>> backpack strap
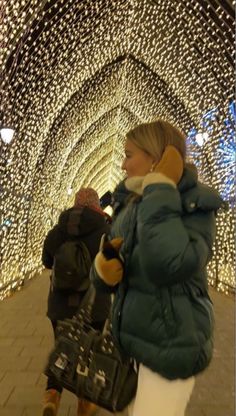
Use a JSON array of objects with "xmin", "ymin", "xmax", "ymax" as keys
[{"xmin": 66, "ymin": 207, "xmax": 83, "ymax": 236}]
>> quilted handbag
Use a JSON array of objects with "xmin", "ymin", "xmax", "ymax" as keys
[{"xmin": 44, "ymin": 286, "xmax": 138, "ymax": 412}]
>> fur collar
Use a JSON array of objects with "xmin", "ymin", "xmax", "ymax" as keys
[
  {"xmin": 125, "ymin": 166, "xmax": 199, "ymax": 196},
  {"xmin": 125, "ymin": 176, "xmax": 144, "ymax": 195},
  {"xmin": 123, "ymin": 167, "xmax": 223, "ymax": 213}
]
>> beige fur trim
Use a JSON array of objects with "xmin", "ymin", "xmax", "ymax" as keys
[
  {"xmin": 125, "ymin": 173, "xmax": 176, "ymax": 195},
  {"xmin": 142, "ymin": 173, "xmax": 176, "ymax": 190},
  {"xmin": 125, "ymin": 176, "xmax": 144, "ymax": 195}
]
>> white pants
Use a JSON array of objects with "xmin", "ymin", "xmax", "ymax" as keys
[{"xmin": 127, "ymin": 364, "xmax": 195, "ymax": 416}]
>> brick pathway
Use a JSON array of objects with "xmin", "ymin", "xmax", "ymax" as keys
[{"xmin": 0, "ymin": 270, "xmax": 234, "ymax": 416}]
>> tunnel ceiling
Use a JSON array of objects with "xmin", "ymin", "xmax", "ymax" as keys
[
  {"xmin": 0, "ymin": 0, "xmax": 235, "ymax": 295},
  {"xmin": 1, "ymin": 0, "xmax": 234, "ymax": 197}
]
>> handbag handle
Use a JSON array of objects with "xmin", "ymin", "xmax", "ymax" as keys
[
  {"xmin": 75, "ymin": 284, "xmax": 97, "ymax": 324},
  {"xmin": 74, "ymin": 284, "xmax": 115, "ymax": 350},
  {"xmin": 78, "ymin": 202, "xmax": 138, "ymax": 344},
  {"xmin": 74, "ymin": 201, "xmax": 138, "ymax": 348}
]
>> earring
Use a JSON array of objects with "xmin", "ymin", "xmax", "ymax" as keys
[{"xmin": 149, "ymin": 162, "xmax": 156, "ymax": 172}]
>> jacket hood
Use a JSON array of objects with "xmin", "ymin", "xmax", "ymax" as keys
[
  {"xmin": 178, "ymin": 165, "xmax": 223, "ymax": 212},
  {"xmin": 58, "ymin": 206, "xmax": 107, "ymax": 237}
]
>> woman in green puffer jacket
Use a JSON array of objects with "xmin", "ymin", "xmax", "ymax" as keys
[{"xmin": 91, "ymin": 119, "xmax": 223, "ymax": 416}]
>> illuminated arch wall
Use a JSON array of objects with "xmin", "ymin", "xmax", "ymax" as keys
[{"xmin": 0, "ymin": 0, "xmax": 234, "ymax": 297}]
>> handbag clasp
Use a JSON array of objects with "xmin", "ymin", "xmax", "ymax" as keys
[
  {"xmin": 94, "ymin": 370, "xmax": 106, "ymax": 387},
  {"xmin": 76, "ymin": 363, "xmax": 89, "ymax": 376},
  {"xmin": 55, "ymin": 353, "xmax": 68, "ymax": 370}
]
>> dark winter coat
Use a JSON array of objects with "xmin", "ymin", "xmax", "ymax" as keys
[
  {"xmin": 42, "ymin": 206, "xmax": 111, "ymax": 322},
  {"xmin": 91, "ymin": 167, "xmax": 223, "ymax": 380}
]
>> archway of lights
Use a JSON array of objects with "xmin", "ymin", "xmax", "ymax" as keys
[{"xmin": 0, "ymin": 0, "xmax": 235, "ymax": 298}]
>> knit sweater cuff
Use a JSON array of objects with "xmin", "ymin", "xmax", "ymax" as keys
[{"xmin": 142, "ymin": 173, "xmax": 176, "ymax": 191}]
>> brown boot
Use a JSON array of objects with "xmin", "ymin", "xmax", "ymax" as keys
[
  {"xmin": 42, "ymin": 389, "xmax": 61, "ymax": 416},
  {"xmin": 77, "ymin": 398, "xmax": 98, "ymax": 416}
]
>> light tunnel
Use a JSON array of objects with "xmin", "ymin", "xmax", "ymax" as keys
[{"xmin": 0, "ymin": 0, "xmax": 235, "ymax": 297}]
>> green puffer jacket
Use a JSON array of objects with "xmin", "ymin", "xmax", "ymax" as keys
[{"xmin": 91, "ymin": 167, "xmax": 223, "ymax": 380}]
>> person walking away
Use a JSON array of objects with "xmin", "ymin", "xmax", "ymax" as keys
[{"xmin": 42, "ymin": 187, "xmax": 111, "ymax": 416}]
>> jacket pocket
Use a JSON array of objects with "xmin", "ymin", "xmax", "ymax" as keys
[
  {"xmin": 182, "ymin": 284, "xmax": 214, "ymax": 339},
  {"xmin": 160, "ymin": 287, "xmax": 177, "ymax": 337}
]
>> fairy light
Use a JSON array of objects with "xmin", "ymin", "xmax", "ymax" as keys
[
  {"xmin": 0, "ymin": 0, "xmax": 234, "ymax": 298},
  {"xmin": 195, "ymin": 132, "xmax": 209, "ymax": 147},
  {"xmin": 0, "ymin": 128, "xmax": 15, "ymax": 144}
]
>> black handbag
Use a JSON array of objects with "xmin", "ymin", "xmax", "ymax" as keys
[{"xmin": 44, "ymin": 285, "xmax": 138, "ymax": 412}]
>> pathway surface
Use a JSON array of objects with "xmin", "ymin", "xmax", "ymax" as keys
[{"xmin": 0, "ymin": 270, "xmax": 234, "ymax": 416}]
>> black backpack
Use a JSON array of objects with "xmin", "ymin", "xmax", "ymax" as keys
[{"xmin": 52, "ymin": 240, "xmax": 92, "ymax": 291}]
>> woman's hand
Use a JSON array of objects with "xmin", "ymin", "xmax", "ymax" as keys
[
  {"xmin": 153, "ymin": 145, "xmax": 184, "ymax": 184},
  {"xmin": 142, "ymin": 145, "xmax": 184, "ymax": 190},
  {"xmin": 94, "ymin": 235, "xmax": 124, "ymax": 286}
]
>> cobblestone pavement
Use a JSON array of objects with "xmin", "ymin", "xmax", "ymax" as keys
[{"xmin": 0, "ymin": 270, "xmax": 234, "ymax": 416}]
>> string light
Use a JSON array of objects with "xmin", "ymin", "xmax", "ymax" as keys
[
  {"xmin": 0, "ymin": 127, "xmax": 15, "ymax": 144},
  {"xmin": 0, "ymin": 0, "xmax": 234, "ymax": 298},
  {"xmin": 195, "ymin": 132, "xmax": 209, "ymax": 147}
]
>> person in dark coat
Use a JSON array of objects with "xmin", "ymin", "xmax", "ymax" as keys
[
  {"xmin": 91, "ymin": 120, "xmax": 223, "ymax": 416},
  {"xmin": 42, "ymin": 187, "xmax": 111, "ymax": 416}
]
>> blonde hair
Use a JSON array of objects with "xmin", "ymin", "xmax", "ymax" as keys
[{"xmin": 126, "ymin": 119, "xmax": 186, "ymax": 162}]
